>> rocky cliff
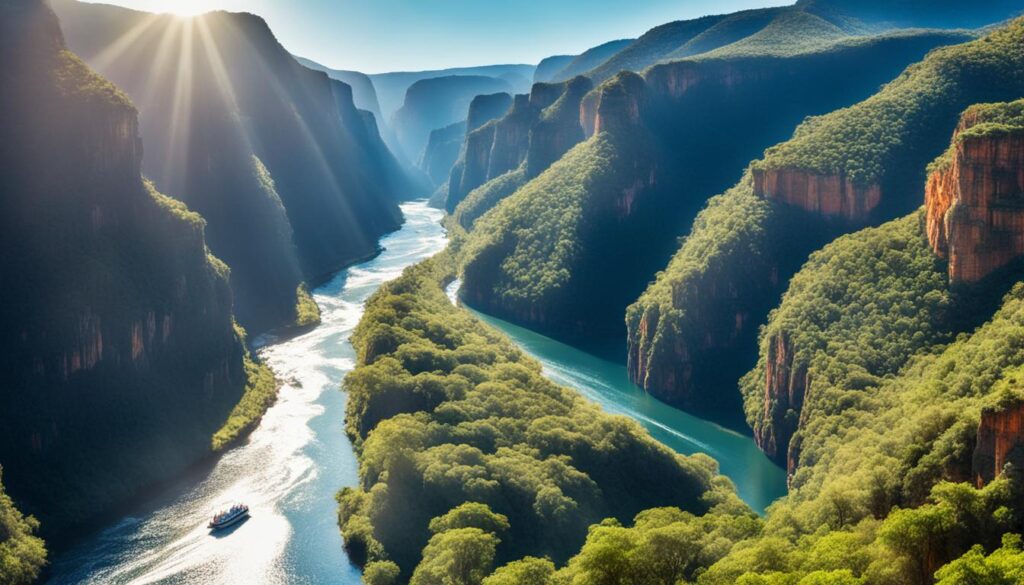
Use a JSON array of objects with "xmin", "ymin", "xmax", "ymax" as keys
[
  {"xmin": 0, "ymin": 0, "xmax": 252, "ymax": 539},
  {"xmin": 753, "ymin": 168, "xmax": 882, "ymax": 221},
  {"xmin": 926, "ymin": 101, "xmax": 1024, "ymax": 283},
  {"xmin": 445, "ymin": 78, "xmax": 593, "ymax": 212},
  {"xmin": 627, "ymin": 23, "xmax": 1024, "ymax": 417},
  {"xmin": 973, "ymin": 392, "xmax": 1024, "ymax": 486},
  {"xmin": 54, "ymin": 0, "xmax": 409, "ymax": 334},
  {"xmin": 391, "ymin": 74, "xmax": 513, "ymax": 162},
  {"xmin": 421, "ymin": 121, "xmax": 467, "ymax": 185}
]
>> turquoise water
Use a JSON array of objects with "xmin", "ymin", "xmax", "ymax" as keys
[
  {"xmin": 454, "ymin": 287, "xmax": 787, "ymax": 514},
  {"xmin": 48, "ymin": 204, "xmax": 783, "ymax": 584}
]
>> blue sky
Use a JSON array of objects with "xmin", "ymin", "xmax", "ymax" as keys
[{"xmin": 91, "ymin": 0, "xmax": 792, "ymax": 73}]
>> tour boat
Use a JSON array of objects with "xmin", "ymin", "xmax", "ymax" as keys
[{"xmin": 208, "ymin": 504, "xmax": 249, "ymax": 531}]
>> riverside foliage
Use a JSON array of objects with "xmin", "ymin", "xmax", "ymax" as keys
[{"xmin": 338, "ymin": 253, "xmax": 745, "ymax": 578}]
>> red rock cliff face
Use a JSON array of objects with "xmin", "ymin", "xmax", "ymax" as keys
[
  {"xmin": 581, "ymin": 72, "xmax": 645, "ymax": 138},
  {"xmin": 756, "ymin": 332, "xmax": 810, "ymax": 471},
  {"xmin": 753, "ymin": 168, "xmax": 881, "ymax": 221},
  {"xmin": 925, "ymin": 130, "xmax": 1024, "ymax": 283},
  {"xmin": 973, "ymin": 398, "xmax": 1024, "ymax": 486}
]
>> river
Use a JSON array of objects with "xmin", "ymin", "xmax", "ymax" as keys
[
  {"xmin": 49, "ymin": 201, "xmax": 784, "ymax": 584},
  {"xmin": 453, "ymin": 287, "xmax": 787, "ymax": 514},
  {"xmin": 48, "ymin": 202, "xmax": 447, "ymax": 585}
]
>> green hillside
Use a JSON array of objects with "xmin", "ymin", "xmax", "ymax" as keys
[
  {"xmin": 629, "ymin": 19, "xmax": 1024, "ymax": 416},
  {"xmin": 460, "ymin": 25, "xmax": 973, "ymax": 346}
]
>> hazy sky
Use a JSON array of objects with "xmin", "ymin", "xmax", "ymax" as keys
[{"xmin": 88, "ymin": 0, "xmax": 793, "ymax": 73}]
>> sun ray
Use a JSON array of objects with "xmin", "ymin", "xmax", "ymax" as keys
[
  {"xmin": 216, "ymin": 15, "xmax": 373, "ymax": 245},
  {"xmin": 87, "ymin": 12, "xmax": 163, "ymax": 72},
  {"xmin": 163, "ymin": 18, "xmax": 195, "ymax": 194}
]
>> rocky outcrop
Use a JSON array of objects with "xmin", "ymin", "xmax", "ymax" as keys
[
  {"xmin": 467, "ymin": 92, "xmax": 513, "ymax": 132},
  {"xmin": 973, "ymin": 395, "xmax": 1024, "ymax": 486},
  {"xmin": 925, "ymin": 109, "xmax": 1024, "ymax": 283},
  {"xmin": 581, "ymin": 72, "xmax": 646, "ymax": 138},
  {"xmin": 627, "ymin": 237, "xmax": 782, "ymax": 417},
  {"xmin": 445, "ymin": 78, "xmax": 593, "ymax": 212},
  {"xmin": 526, "ymin": 76, "xmax": 593, "ymax": 176},
  {"xmin": 421, "ymin": 121, "xmax": 467, "ymax": 185},
  {"xmin": 753, "ymin": 168, "xmax": 881, "ymax": 221},
  {"xmin": 756, "ymin": 333, "xmax": 809, "ymax": 469}
]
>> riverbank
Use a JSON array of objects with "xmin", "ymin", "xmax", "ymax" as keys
[{"xmin": 46, "ymin": 202, "xmax": 447, "ymax": 584}]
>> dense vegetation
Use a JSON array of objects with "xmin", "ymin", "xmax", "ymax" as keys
[
  {"xmin": 452, "ymin": 169, "xmax": 527, "ymax": 230},
  {"xmin": 696, "ymin": 10, "xmax": 849, "ymax": 59},
  {"xmin": 753, "ymin": 19, "xmax": 1024, "ymax": 208},
  {"xmin": 0, "ymin": 469, "xmax": 46, "ymax": 585},
  {"xmin": 461, "ymin": 26, "xmax": 970, "ymax": 344},
  {"xmin": 211, "ymin": 325, "xmax": 279, "ymax": 452},
  {"xmin": 338, "ymin": 253, "xmax": 739, "ymax": 579},
  {"xmin": 741, "ymin": 212, "xmax": 963, "ymax": 464},
  {"xmin": 629, "ymin": 19, "xmax": 1024, "ymax": 414},
  {"xmin": 459, "ymin": 126, "xmax": 658, "ymax": 340},
  {"xmin": 625, "ymin": 180, "xmax": 838, "ymax": 414}
]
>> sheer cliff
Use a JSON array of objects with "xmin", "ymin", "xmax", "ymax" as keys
[
  {"xmin": 53, "ymin": 0, "xmax": 410, "ymax": 334},
  {"xmin": 443, "ymin": 77, "xmax": 593, "ymax": 216},
  {"xmin": 0, "ymin": 0, "xmax": 260, "ymax": 542}
]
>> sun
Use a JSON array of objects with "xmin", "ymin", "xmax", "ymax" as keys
[{"xmin": 154, "ymin": 0, "xmax": 214, "ymax": 17}]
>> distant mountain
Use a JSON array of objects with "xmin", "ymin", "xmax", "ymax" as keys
[
  {"xmin": 391, "ymin": 74, "xmax": 514, "ymax": 163},
  {"xmin": 575, "ymin": 0, "xmax": 1020, "ymax": 84},
  {"xmin": 798, "ymin": 0, "xmax": 1024, "ymax": 28},
  {"xmin": 293, "ymin": 56, "xmax": 384, "ymax": 124},
  {"xmin": 547, "ymin": 39, "xmax": 634, "ymax": 82},
  {"xmin": 419, "ymin": 92, "xmax": 512, "ymax": 186},
  {"xmin": 53, "ymin": 0, "xmax": 414, "ymax": 334},
  {"xmin": 0, "ymin": 0, "xmax": 269, "ymax": 545},
  {"xmin": 534, "ymin": 54, "xmax": 575, "ymax": 82},
  {"xmin": 369, "ymin": 63, "xmax": 534, "ymax": 119}
]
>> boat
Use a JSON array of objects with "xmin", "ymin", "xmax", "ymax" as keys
[{"xmin": 208, "ymin": 503, "xmax": 249, "ymax": 531}]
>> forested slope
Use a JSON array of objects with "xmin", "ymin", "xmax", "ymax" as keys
[
  {"xmin": 459, "ymin": 22, "xmax": 973, "ymax": 346},
  {"xmin": 628, "ymin": 19, "xmax": 1024, "ymax": 417}
]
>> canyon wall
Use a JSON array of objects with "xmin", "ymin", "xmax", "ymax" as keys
[
  {"xmin": 445, "ymin": 77, "xmax": 593, "ymax": 212},
  {"xmin": 54, "ymin": 0, "xmax": 411, "ymax": 334},
  {"xmin": 626, "ymin": 27, "xmax": 1024, "ymax": 418},
  {"xmin": 973, "ymin": 394, "xmax": 1024, "ymax": 486},
  {"xmin": 0, "ymin": 1, "xmax": 249, "ymax": 538},
  {"xmin": 926, "ymin": 105, "xmax": 1024, "ymax": 283}
]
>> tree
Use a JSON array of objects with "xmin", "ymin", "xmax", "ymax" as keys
[
  {"xmin": 364, "ymin": 561, "xmax": 401, "ymax": 585},
  {"xmin": 429, "ymin": 503, "xmax": 510, "ymax": 535},
  {"xmin": 934, "ymin": 535, "xmax": 1024, "ymax": 585},
  {"xmin": 410, "ymin": 527, "xmax": 500, "ymax": 585},
  {"xmin": 482, "ymin": 557, "xmax": 555, "ymax": 585}
]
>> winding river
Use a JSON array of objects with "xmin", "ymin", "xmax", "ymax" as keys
[{"xmin": 49, "ymin": 202, "xmax": 784, "ymax": 584}]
